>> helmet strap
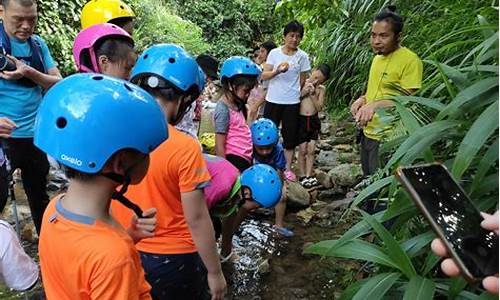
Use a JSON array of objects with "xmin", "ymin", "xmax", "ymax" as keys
[
  {"xmin": 228, "ymin": 83, "xmax": 247, "ymax": 112},
  {"xmin": 102, "ymin": 163, "xmax": 144, "ymax": 217}
]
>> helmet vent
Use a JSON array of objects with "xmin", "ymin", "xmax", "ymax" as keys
[
  {"xmin": 56, "ymin": 117, "xmax": 67, "ymax": 129},
  {"xmin": 120, "ymin": 5, "xmax": 125, "ymax": 9},
  {"xmin": 124, "ymin": 83, "xmax": 133, "ymax": 92},
  {"xmin": 169, "ymin": 58, "xmax": 176, "ymax": 64},
  {"xmin": 92, "ymin": 75, "xmax": 103, "ymax": 81},
  {"xmin": 88, "ymin": 162, "xmax": 96, "ymax": 168},
  {"xmin": 271, "ymin": 180, "xmax": 275, "ymax": 184},
  {"xmin": 144, "ymin": 54, "xmax": 149, "ymax": 59}
]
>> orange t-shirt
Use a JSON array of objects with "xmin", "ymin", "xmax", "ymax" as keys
[
  {"xmin": 112, "ymin": 125, "xmax": 211, "ymax": 254},
  {"xmin": 39, "ymin": 196, "xmax": 151, "ymax": 300}
]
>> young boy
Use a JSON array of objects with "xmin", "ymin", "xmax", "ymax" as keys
[
  {"xmin": 297, "ymin": 64, "xmax": 330, "ymax": 188},
  {"xmin": 250, "ymin": 118, "xmax": 293, "ymax": 237},
  {"xmin": 203, "ymin": 154, "xmax": 282, "ymax": 261},
  {"xmin": 35, "ymin": 73, "xmax": 168, "ymax": 299},
  {"xmin": 110, "ymin": 44, "xmax": 227, "ymax": 300}
]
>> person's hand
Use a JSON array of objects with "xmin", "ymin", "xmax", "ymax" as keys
[
  {"xmin": 0, "ymin": 55, "xmax": 29, "ymax": 81},
  {"xmin": 207, "ymin": 271, "xmax": 227, "ymax": 300},
  {"xmin": 127, "ymin": 208, "xmax": 157, "ymax": 243},
  {"xmin": 350, "ymin": 95, "xmax": 366, "ymax": 117},
  {"xmin": 431, "ymin": 211, "xmax": 499, "ymax": 294},
  {"xmin": 303, "ymin": 81, "xmax": 315, "ymax": 96},
  {"xmin": 0, "ymin": 117, "xmax": 16, "ymax": 138},
  {"xmin": 277, "ymin": 61, "xmax": 289, "ymax": 73},
  {"xmin": 355, "ymin": 102, "xmax": 376, "ymax": 127}
]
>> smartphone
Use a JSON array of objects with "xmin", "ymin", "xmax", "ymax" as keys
[{"xmin": 396, "ymin": 163, "xmax": 498, "ymax": 282}]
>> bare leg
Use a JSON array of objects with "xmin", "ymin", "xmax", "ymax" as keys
[
  {"xmin": 298, "ymin": 143, "xmax": 307, "ymax": 177},
  {"xmin": 305, "ymin": 140, "xmax": 316, "ymax": 177},
  {"xmin": 284, "ymin": 148, "xmax": 295, "ymax": 172},
  {"xmin": 274, "ymin": 185, "xmax": 287, "ymax": 228}
]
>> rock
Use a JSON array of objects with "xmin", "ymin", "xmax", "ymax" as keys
[
  {"xmin": 318, "ymin": 190, "xmax": 337, "ymax": 201},
  {"xmin": 311, "ymin": 200, "xmax": 328, "ymax": 211},
  {"xmin": 256, "ymin": 259, "xmax": 270, "ymax": 275},
  {"xmin": 316, "ymin": 150, "xmax": 338, "ymax": 167},
  {"xmin": 337, "ymin": 152, "xmax": 359, "ymax": 164},
  {"xmin": 318, "ymin": 111, "xmax": 327, "ymax": 120},
  {"xmin": 309, "ymin": 189, "xmax": 319, "ymax": 202},
  {"xmin": 315, "ymin": 170, "xmax": 333, "ymax": 189},
  {"xmin": 286, "ymin": 181, "xmax": 310, "ymax": 207},
  {"xmin": 320, "ymin": 126, "xmax": 330, "ymax": 136},
  {"xmin": 21, "ymin": 223, "xmax": 37, "ymax": 242},
  {"xmin": 317, "ymin": 140, "xmax": 333, "ymax": 151},
  {"xmin": 334, "ymin": 144, "xmax": 354, "ymax": 153},
  {"xmin": 296, "ymin": 207, "xmax": 316, "ymax": 224},
  {"xmin": 329, "ymin": 136, "xmax": 353, "ymax": 145},
  {"xmin": 316, "ymin": 199, "xmax": 352, "ymax": 221},
  {"xmin": 328, "ymin": 163, "xmax": 363, "ymax": 187}
]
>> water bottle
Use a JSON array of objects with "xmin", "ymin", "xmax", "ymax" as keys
[{"xmin": 0, "ymin": 53, "xmax": 16, "ymax": 71}]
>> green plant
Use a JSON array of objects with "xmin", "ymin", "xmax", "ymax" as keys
[{"xmin": 305, "ymin": 14, "xmax": 498, "ymax": 299}]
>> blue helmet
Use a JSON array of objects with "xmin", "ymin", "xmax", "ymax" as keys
[
  {"xmin": 131, "ymin": 43, "xmax": 205, "ymax": 95},
  {"xmin": 220, "ymin": 56, "xmax": 261, "ymax": 82},
  {"xmin": 240, "ymin": 164, "xmax": 282, "ymax": 208},
  {"xmin": 34, "ymin": 73, "xmax": 168, "ymax": 174},
  {"xmin": 251, "ymin": 118, "xmax": 279, "ymax": 147}
]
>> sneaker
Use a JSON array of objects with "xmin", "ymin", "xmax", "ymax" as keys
[
  {"xmin": 309, "ymin": 177, "xmax": 320, "ymax": 187},
  {"xmin": 300, "ymin": 177, "xmax": 313, "ymax": 188},
  {"xmin": 274, "ymin": 226, "xmax": 294, "ymax": 237},
  {"xmin": 284, "ymin": 170, "xmax": 297, "ymax": 182}
]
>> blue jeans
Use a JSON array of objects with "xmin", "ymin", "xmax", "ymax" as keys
[{"xmin": 139, "ymin": 251, "xmax": 210, "ymax": 300}]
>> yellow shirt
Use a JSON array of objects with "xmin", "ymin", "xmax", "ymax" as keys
[{"xmin": 363, "ymin": 47, "xmax": 423, "ymax": 140}]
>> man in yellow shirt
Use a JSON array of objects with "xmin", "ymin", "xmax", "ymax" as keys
[{"xmin": 351, "ymin": 6, "xmax": 423, "ymax": 178}]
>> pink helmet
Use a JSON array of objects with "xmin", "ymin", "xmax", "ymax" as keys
[{"xmin": 73, "ymin": 23, "xmax": 134, "ymax": 73}]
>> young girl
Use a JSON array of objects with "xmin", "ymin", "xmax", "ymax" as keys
[
  {"xmin": 214, "ymin": 56, "xmax": 261, "ymax": 172},
  {"xmin": 73, "ymin": 23, "xmax": 136, "ymax": 80}
]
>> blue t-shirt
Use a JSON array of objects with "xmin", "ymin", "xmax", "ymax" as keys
[
  {"xmin": 0, "ymin": 35, "xmax": 56, "ymax": 138},
  {"xmin": 253, "ymin": 143, "xmax": 286, "ymax": 171}
]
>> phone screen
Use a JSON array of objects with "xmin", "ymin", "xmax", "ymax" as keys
[{"xmin": 400, "ymin": 164, "xmax": 498, "ymax": 279}]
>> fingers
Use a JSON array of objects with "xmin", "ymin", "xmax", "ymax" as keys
[
  {"xmin": 481, "ymin": 211, "xmax": 499, "ymax": 234},
  {"xmin": 482, "ymin": 276, "xmax": 499, "ymax": 294},
  {"xmin": 431, "ymin": 238, "xmax": 448, "ymax": 257},
  {"xmin": 441, "ymin": 258, "xmax": 461, "ymax": 277},
  {"xmin": 141, "ymin": 207, "xmax": 157, "ymax": 218}
]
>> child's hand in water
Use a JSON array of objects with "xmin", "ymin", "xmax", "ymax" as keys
[{"xmin": 127, "ymin": 208, "xmax": 157, "ymax": 243}]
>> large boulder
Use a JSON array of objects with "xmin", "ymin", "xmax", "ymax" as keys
[
  {"xmin": 328, "ymin": 163, "xmax": 363, "ymax": 187},
  {"xmin": 316, "ymin": 150, "xmax": 338, "ymax": 168},
  {"xmin": 286, "ymin": 181, "xmax": 310, "ymax": 207},
  {"xmin": 315, "ymin": 170, "xmax": 333, "ymax": 189}
]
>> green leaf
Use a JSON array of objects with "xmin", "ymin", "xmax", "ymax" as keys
[
  {"xmin": 306, "ymin": 239, "xmax": 400, "ymax": 269},
  {"xmin": 421, "ymin": 252, "xmax": 441, "ymax": 276},
  {"xmin": 436, "ymin": 77, "xmax": 498, "ymax": 120},
  {"xmin": 477, "ymin": 291, "xmax": 499, "ymax": 300},
  {"xmin": 384, "ymin": 121, "xmax": 459, "ymax": 171},
  {"xmin": 403, "ymin": 276, "xmax": 436, "ymax": 300},
  {"xmin": 392, "ymin": 99, "xmax": 421, "ymax": 134},
  {"xmin": 401, "ymin": 231, "xmax": 435, "ymax": 258},
  {"xmin": 470, "ymin": 138, "xmax": 499, "ymax": 194},
  {"xmin": 394, "ymin": 96, "xmax": 446, "ymax": 111},
  {"xmin": 477, "ymin": 15, "xmax": 494, "ymax": 39},
  {"xmin": 352, "ymin": 272, "xmax": 401, "ymax": 300},
  {"xmin": 352, "ymin": 176, "xmax": 394, "ymax": 207},
  {"xmin": 361, "ymin": 211, "xmax": 417, "ymax": 278},
  {"xmin": 448, "ymin": 277, "xmax": 468, "ymax": 299},
  {"xmin": 452, "ymin": 101, "xmax": 499, "ymax": 179},
  {"xmin": 339, "ymin": 279, "xmax": 369, "ymax": 300}
]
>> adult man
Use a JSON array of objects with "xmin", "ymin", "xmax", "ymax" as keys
[
  {"xmin": 351, "ymin": 6, "xmax": 423, "ymax": 178},
  {"xmin": 0, "ymin": 0, "xmax": 62, "ymax": 234}
]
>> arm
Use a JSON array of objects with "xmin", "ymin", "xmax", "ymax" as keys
[
  {"xmin": 215, "ymin": 133, "xmax": 226, "ymax": 158},
  {"xmin": 311, "ymin": 86, "xmax": 326, "ymax": 112},
  {"xmin": 261, "ymin": 63, "xmax": 283, "ymax": 81},
  {"xmin": 300, "ymin": 72, "xmax": 308, "ymax": 89},
  {"xmin": 355, "ymin": 88, "xmax": 417, "ymax": 126},
  {"xmin": 182, "ymin": 190, "xmax": 226, "ymax": 299},
  {"xmin": 0, "ymin": 55, "xmax": 62, "ymax": 90}
]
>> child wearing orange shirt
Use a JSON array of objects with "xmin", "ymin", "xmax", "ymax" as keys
[
  {"xmin": 111, "ymin": 44, "xmax": 227, "ymax": 300},
  {"xmin": 34, "ymin": 74, "xmax": 168, "ymax": 300}
]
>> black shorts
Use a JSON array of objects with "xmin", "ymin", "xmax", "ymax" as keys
[
  {"xmin": 298, "ymin": 114, "xmax": 321, "ymax": 144},
  {"xmin": 263, "ymin": 101, "xmax": 300, "ymax": 149}
]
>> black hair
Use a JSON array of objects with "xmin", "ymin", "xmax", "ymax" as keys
[
  {"xmin": 196, "ymin": 54, "xmax": 219, "ymax": 80},
  {"xmin": 283, "ymin": 20, "xmax": 304, "ymax": 38},
  {"xmin": 260, "ymin": 40, "xmax": 277, "ymax": 54},
  {"xmin": 374, "ymin": 5, "xmax": 404, "ymax": 35},
  {"xmin": 1, "ymin": 0, "xmax": 36, "ymax": 9},
  {"xmin": 80, "ymin": 36, "xmax": 134, "ymax": 71},
  {"xmin": 222, "ymin": 74, "xmax": 258, "ymax": 92},
  {"xmin": 108, "ymin": 16, "xmax": 134, "ymax": 28},
  {"xmin": 317, "ymin": 63, "xmax": 331, "ymax": 81}
]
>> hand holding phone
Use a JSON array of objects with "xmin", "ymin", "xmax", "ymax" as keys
[{"xmin": 396, "ymin": 163, "xmax": 499, "ymax": 282}]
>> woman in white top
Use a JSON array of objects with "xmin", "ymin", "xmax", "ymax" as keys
[{"xmin": 261, "ymin": 20, "xmax": 311, "ymax": 182}]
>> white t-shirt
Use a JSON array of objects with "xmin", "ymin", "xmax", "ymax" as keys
[
  {"xmin": 0, "ymin": 220, "xmax": 39, "ymax": 291},
  {"xmin": 265, "ymin": 46, "xmax": 311, "ymax": 105}
]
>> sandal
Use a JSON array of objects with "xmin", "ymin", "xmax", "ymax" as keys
[
  {"xmin": 309, "ymin": 177, "xmax": 320, "ymax": 187},
  {"xmin": 274, "ymin": 226, "xmax": 294, "ymax": 237}
]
